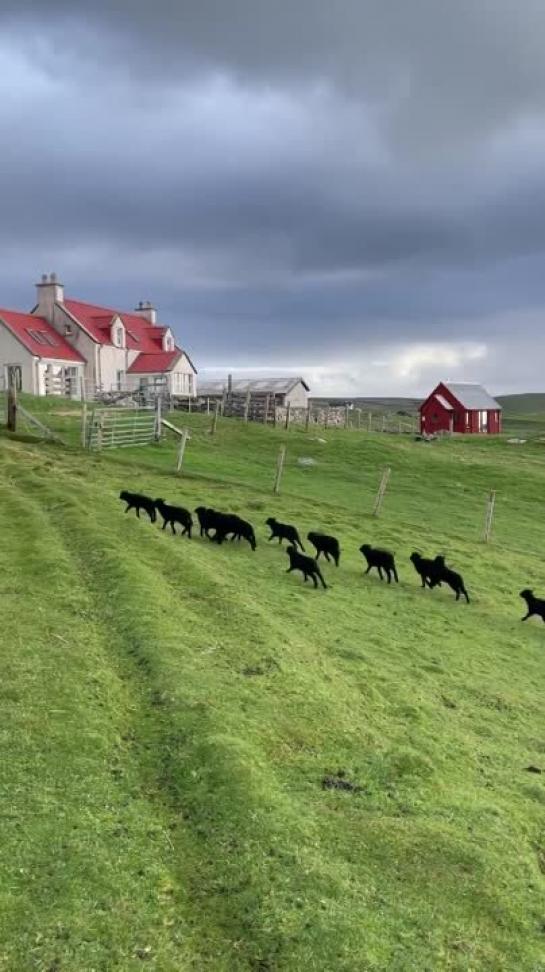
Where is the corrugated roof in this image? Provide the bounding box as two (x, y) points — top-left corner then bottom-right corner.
(0, 309), (85, 362)
(444, 383), (502, 410)
(197, 376), (310, 395)
(434, 394), (453, 410)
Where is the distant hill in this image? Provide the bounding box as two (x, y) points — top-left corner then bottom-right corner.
(311, 396), (421, 414)
(497, 393), (545, 415)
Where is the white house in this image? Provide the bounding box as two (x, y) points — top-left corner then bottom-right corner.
(0, 273), (197, 397)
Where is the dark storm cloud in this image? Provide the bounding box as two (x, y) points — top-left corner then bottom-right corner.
(1, 1), (545, 393)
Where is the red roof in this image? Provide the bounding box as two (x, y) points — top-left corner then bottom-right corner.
(127, 351), (182, 374)
(64, 298), (171, 353)
(0, 309), (85, 362)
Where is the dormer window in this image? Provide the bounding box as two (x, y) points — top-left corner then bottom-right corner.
(162, 329), (174, 351)
(111, 319), (125, 348)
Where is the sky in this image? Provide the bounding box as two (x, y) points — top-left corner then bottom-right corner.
(1, 1), (545, 396)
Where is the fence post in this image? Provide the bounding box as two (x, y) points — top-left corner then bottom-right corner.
(96, 412), (105, 451)
(372, 467), (391, 516)
(345, 404), (350, 428)
(285, 402), (291, 431)
(273, 445), (286, 495)
(381, 414), (387, 433)
(324, 407), (330, 429)
(155, 396), (162, 441)
(263, 394), (270, 424)
(243, 390), (251, 423)
(482, 490), (496, 543)
(206, 397), (210, 415)
(176, 428), (190, 474)
(305, 403), (311, 431)
(6, 384), (17, 431)
(357, 408), (361, 430)
(368, 411), (372, 432)
(81, 402), (88, 448)
(211, 400), (220, 436)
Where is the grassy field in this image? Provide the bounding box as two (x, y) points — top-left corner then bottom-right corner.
(2, 396), (545, 970)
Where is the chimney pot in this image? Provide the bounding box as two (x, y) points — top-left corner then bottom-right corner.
(50, 272), (57, 283)
(41, 273), (48, 283)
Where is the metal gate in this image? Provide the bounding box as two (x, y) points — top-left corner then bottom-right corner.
(85, 407), (158, 450)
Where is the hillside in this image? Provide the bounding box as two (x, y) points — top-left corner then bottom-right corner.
(2, 400), (545, 970)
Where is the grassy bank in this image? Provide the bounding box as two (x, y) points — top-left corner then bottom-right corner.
(1, 401), (545, 969)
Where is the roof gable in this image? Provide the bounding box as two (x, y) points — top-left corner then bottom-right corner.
(0, 309), (85, 362)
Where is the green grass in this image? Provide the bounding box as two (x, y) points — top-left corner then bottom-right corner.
(2, 398), (545, 970)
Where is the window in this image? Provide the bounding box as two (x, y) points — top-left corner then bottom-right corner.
(42, 333), (57, 346)
(27, 328), (47, 344)
(115, 326), (124, 348)
(64, 324), (73, 337)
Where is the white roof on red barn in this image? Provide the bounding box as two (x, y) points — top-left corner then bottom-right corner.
(443, 382), (502, 410)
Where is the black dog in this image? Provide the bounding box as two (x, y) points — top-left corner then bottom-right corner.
(285, 545), (327, 589)
(155, 499), (192, 537)
(119, 490), (156, 523)
(266, 517), (305, 550)
(307, 532), (340, 567)
(520, 589), (545, 622)
(359, 544), (398, 583)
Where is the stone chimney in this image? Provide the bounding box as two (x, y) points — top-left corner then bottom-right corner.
(133, 299), (157, 325)
(35, 272), (65, 322)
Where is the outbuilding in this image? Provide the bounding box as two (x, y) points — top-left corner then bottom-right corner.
(197, 376), (310, 408)
(420, 382), (502, 435)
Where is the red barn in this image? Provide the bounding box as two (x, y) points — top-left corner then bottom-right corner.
(420, 382), (502, 435)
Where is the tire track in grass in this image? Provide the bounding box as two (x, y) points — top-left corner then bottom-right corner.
(11, 459), (415, 971)
(0, 472), (226, 971)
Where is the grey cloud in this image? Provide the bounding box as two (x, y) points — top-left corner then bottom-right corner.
(0, 2), (545, 394)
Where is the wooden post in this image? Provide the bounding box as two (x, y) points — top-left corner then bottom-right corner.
(176, 428), (190, 474)
(206, 397), (210, 415)
(368, 411), (372, 432)
(324, 407), (330, 429)
(305, 403), (311, 432)
(221, 391), (226, 416)
(482, 490), (496, 543)
(243, 390), (251, 423)
(372, 467), (391, 516)
(263, 394), (270, 424)
(345, 404), (350, 428)
(285, 401), (291, 430)
(357, 408), (361, 430)
(382, 414), (386, 433)
(273, 445), (286, 495)
(155, 397), (162, 441)
(188, 395), (192, 414)
(81, 402), (88, 448)
(272, 396), (277, 427)
(6, 385), (17, 432)
(96, 412), (105, 451)
(211, 400), (220, 435)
